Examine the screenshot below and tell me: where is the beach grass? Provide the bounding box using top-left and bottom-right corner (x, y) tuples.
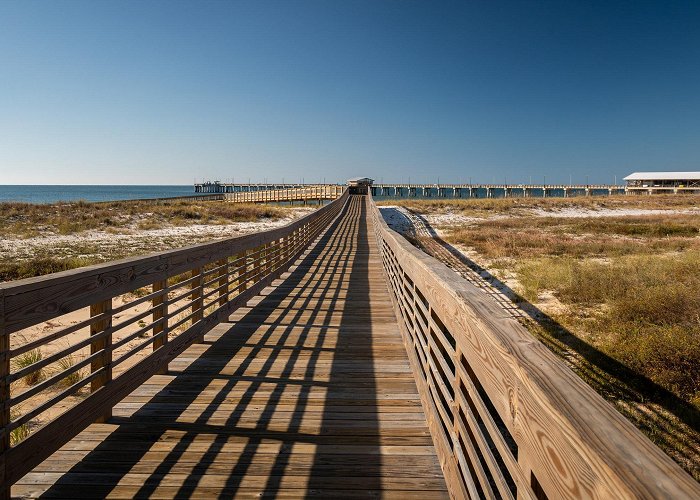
(0, 199), (305, 282)
(0, 199), (291, 238)
(12, 348), (44, 386)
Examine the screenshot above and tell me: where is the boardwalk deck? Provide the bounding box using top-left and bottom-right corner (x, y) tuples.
(15, 196), (448, 499)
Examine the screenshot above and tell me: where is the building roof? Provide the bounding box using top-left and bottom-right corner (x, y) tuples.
(347, 177), (374, 183)
(624, 171), (700, 181)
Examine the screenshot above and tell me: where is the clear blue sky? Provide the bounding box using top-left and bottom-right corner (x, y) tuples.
(1, 0), (699, 185)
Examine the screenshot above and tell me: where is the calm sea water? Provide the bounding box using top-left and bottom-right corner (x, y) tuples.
(0, 185), (199, 204)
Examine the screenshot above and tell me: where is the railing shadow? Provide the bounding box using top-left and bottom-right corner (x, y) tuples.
(36, 196), (384, 497)
(307, 195), (381, 493)
(380, 207), (700, 479)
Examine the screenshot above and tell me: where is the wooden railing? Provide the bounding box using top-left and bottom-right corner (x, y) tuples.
(225, 185), (344, 204)
(368, 194), (700, 499)
(0, 189), (348, 494)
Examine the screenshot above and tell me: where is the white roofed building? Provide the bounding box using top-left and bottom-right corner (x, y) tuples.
(623, 172), (700, 191)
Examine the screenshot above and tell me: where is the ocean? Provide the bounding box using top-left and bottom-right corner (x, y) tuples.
(0, 185), (199, 204)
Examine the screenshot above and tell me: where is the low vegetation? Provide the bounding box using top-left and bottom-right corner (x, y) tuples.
(0, 256), (99, 282)
(10, 407), (30, 446)
(0, 199), (288, 238)
(57, 354), (85, 387)
(0, 199), (302, 282)
(517, 252), (700, 406)
(447, 214), (700, 259)
(11, 349), (44, 386)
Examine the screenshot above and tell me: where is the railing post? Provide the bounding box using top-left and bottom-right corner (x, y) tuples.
(240, 251), (249, 293)
(190, 268), (203, 340)
(275, 237), (283, 272)
(231, 252), (244, 296)
(152, 280), (168, 374)
(217, 258), (228, 307)
(90, 298), (112, 422)
(266, 242), (273, 275)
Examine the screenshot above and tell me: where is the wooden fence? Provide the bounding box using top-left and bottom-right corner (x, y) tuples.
(0, 190), (348, 495)
(368, 194), (700, 499)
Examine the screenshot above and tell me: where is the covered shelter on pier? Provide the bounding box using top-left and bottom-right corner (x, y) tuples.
(347, 176), (374, 194)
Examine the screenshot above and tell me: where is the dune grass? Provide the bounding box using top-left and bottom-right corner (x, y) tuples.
(445, 214), (700, 260)
(516, 252), (700, 407)
(9, 407), (30, 446)
(0, 199), (301, 282)
(57, 354), (85, 387)
(0, 199), (290, 238)
(11, 349), (44, 386)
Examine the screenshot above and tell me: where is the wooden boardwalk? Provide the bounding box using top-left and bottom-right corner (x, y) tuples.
(15, 196), (448, 498)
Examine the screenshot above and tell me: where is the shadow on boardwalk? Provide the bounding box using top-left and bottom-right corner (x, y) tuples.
(39, 197), (390, 497)
(380, 206), (700, 481)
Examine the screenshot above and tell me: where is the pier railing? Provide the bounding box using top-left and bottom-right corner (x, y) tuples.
(368, 194), (700, 499)
(225, 185), (344, 204)
(0, 189), (348, 492)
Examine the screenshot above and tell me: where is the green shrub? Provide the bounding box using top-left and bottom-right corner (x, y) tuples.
(12, 349), (44, 386)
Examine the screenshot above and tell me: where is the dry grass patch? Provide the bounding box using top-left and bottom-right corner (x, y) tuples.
(0, 199), (291, 238)
(446, 215), (700, 259)
(517, 252), (700, 405)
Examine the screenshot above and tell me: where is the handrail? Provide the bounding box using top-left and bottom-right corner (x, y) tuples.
(367, 193), (700, 499)
(0, 189), (349, 494)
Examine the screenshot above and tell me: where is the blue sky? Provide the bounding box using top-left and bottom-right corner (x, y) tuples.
(1, 0), (699, 185)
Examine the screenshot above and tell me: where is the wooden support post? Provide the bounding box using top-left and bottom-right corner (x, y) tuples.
(152, 280), (168, 374)
(275, 237), (283, 271)
(217, 258), (228, 307)
(190, 268), (203, 340)
(240, 251), (249, 293)
(281, 235), (289, 266)
(90, 298), (113, 422)
(266, 241), (273, 275)
(260, 243), (267, 276)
